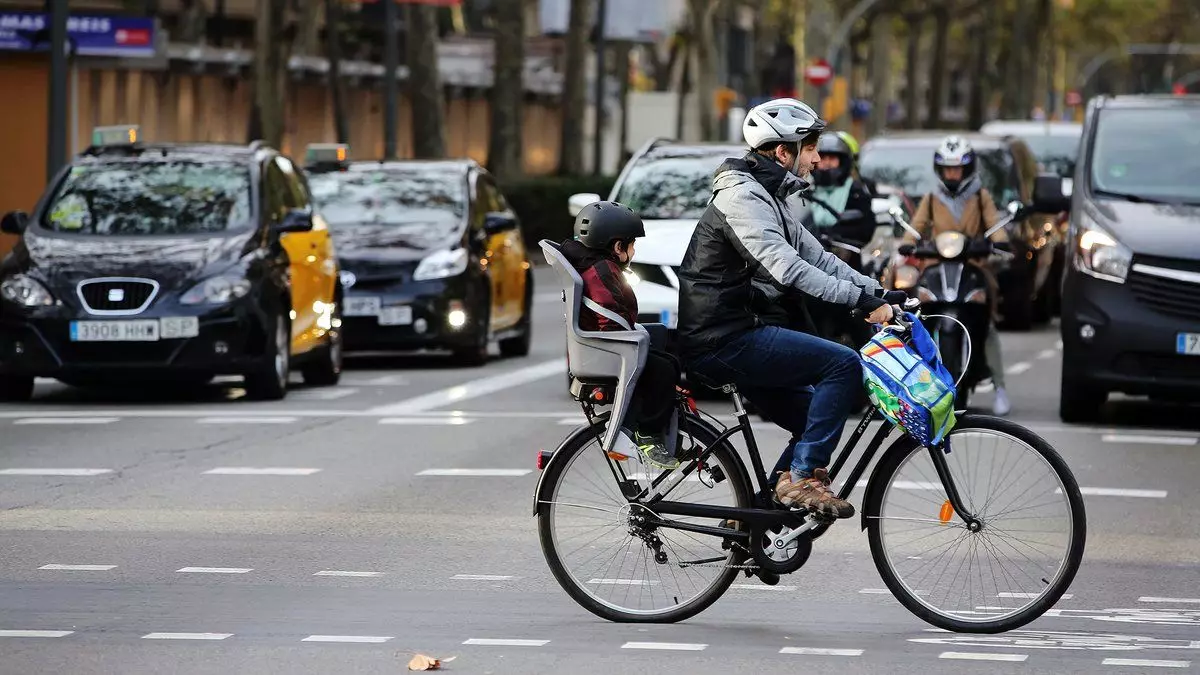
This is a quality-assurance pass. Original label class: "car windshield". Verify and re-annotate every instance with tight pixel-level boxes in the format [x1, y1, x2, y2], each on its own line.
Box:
[42, 160, 253, 235]
[1018, 134, 1080, 178]
[858, 144, 1020, 208]
[613, 154, 732, 220]
[1090, 107, 1200, 204]
[307, 167, 466, 227]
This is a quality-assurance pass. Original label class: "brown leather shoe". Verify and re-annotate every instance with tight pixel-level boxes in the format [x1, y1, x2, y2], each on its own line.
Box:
[774, 468, 855, 519]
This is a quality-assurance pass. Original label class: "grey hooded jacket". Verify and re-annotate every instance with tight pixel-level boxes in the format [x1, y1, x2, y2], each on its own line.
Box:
[675, 152, 885, 360]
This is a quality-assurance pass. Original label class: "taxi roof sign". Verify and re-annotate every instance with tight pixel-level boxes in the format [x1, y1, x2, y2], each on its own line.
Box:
[91, 125, 140, 147]
[306, 143, 350, 165]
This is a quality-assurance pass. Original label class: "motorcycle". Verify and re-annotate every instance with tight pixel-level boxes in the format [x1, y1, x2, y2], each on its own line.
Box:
[890, 204, 1025, 410]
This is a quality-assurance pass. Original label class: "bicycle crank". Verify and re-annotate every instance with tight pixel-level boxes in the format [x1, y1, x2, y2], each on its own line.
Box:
[750, 523, 813, 574]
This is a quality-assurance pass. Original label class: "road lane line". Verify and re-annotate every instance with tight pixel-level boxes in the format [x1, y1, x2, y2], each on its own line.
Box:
[379, 417, 474, 425]
[314, 570, 382, 577]
[1006, 362, 1032, 375]
[0, 468, 112, 476]
[589, 578, 659, 586]
[621, 642, 706, 651]
[416, 469, 530, 477]
[1063, 487, 1168, 498]
[939, 652, 1028, 662]
[1037, 348, 1059, 360]
[203, 468, 322, 475]
[12, 417, 118, 425]
[1102, 658, 1189, 668]
[463, 638, 550, 647]
[302, 635, 393, 643]
[177, 567, 252, 574]
[0, 630, 74, 638]
[999, 592, 1073, 600]
[39, 564, 116, 571]
[859, 588, 890, 594]
[142, 633, 232, 640]
[1139, 596, 1200, 604]
[197, 416, 298, 424]
[731, 584, 798, 592]
[452, 574, 516, 581]
[1102, 434, 1198, 446]
[780, 647, 864, 656]
[289, 388, 359, 400]
[367, 358, 566, 414]
[976, 382, 995, 393]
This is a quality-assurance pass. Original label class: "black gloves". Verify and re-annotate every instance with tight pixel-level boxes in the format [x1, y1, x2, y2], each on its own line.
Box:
[883, 290, 909, 306]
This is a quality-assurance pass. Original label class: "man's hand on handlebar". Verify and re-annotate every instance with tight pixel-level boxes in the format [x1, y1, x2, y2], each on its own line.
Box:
[866, 303, 894, 325]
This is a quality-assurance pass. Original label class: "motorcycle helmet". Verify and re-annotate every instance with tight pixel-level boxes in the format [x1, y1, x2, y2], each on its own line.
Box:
[573, 200, 645, 251]
[933, 135, 977, 195]
[813, 131, 856, 187]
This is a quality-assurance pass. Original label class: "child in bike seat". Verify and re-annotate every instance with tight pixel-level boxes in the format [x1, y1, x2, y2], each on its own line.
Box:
[560, 201, 682, 470]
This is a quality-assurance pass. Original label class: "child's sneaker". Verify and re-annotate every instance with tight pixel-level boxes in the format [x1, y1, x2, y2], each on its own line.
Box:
[634, 431, 680, 470]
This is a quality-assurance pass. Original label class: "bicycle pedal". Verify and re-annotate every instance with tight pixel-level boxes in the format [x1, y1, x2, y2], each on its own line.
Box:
[809, 513, 837, 525]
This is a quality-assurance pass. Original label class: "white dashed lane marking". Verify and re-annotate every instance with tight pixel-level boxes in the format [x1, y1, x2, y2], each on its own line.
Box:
[1102, 658, 1190, 668]
[1005, 362, 1032, 375]
[452, 574, 516, 581]
[416, 469, 530, 477]
[379, 417, 474, 425]
[621, 642, 707, 651]
[0, 630, 73, 638]
[12, 417, 118, 425]
[1037, 348, 1059, 359]
[780, 647, 864, 656]
[1102, 434, 1198, 446]
[203, 467, 322, 476]
[939, 652, 1028, 662]
[39, 564, 116, 571]
[197, 416, 298, 425]
[0, 468, 112, 476]
[731, 584, 798, 592]
[177, 567, 253, 574]
[1139, 596, 1200, 604]
[289, 388, 359, 401]
[463, 638, 550, 647]
[313, 570, 382, 577]
[142, 633, 232, 641]
[302, 635, 392, 643]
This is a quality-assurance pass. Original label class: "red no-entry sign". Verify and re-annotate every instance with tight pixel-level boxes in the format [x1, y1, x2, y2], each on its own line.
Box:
[805, 59, 833, 88]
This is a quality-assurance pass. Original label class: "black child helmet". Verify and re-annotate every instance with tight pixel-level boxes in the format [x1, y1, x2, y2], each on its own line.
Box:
[573, 200, 645, 250]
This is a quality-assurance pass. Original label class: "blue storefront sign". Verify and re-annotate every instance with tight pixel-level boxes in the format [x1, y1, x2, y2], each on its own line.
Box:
[0, 11, 156, 59]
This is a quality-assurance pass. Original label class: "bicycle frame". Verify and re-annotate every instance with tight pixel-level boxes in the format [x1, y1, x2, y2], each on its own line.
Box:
[626, 385, 981, 546]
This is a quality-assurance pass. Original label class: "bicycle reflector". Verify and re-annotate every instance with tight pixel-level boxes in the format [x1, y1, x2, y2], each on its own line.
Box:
[939, 499, 954, 524]
[537, 450, 553, 470]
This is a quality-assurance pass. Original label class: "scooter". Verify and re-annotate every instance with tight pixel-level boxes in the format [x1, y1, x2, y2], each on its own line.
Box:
[891, 205, 1023, 410]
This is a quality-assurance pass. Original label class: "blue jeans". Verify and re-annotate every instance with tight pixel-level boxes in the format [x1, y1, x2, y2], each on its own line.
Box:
[689, 326, 862, 479]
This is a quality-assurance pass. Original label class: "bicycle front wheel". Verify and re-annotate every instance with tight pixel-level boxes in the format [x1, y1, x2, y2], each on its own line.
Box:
[866, 415, 1086, 633]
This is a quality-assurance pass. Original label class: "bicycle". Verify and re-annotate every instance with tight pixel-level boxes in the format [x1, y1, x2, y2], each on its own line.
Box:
[533, 240, 1086, 634]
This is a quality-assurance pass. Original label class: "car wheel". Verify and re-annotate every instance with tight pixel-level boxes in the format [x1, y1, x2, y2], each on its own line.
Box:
[452, 294, 490, 367]
[0, 375, 34, 402]
[499, 271, 533, 358]
[246, 311, 290, 401]
[1059, 361, 1105, 423]
[301, 300, 343, 386]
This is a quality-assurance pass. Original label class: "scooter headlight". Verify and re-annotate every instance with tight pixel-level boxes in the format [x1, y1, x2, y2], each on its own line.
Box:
[935, 231, 967, 259]
[893, 265, 920, 290]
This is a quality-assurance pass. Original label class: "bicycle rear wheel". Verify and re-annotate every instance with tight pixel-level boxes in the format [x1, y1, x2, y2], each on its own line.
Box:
[537, 414, 753, 623]
[865, 415, 1086, 633]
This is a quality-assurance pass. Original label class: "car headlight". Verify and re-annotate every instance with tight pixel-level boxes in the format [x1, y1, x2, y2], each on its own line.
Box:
[413, 248, 468, 281]
[893, 265, 920, 290]
[1075, 215, 1131, 284]
[180, 275, 252, 305]
[0, 274, 54, 306]
[935, 232, 966, 259]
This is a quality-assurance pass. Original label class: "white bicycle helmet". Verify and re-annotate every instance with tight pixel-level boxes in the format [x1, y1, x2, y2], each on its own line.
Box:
[742, 98, 826, 150]
[933, 135, 977, 194]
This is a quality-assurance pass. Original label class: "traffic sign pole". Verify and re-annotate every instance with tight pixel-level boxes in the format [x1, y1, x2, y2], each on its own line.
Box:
[47, 0, 68, 183]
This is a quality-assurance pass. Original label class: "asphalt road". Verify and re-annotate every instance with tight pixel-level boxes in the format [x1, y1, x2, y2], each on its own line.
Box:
[1, 267, 1198, 674]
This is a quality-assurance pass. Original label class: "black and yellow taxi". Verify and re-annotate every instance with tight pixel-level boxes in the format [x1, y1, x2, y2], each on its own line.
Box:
[0, 125, 344, 401]
[302, 144, 532, 366]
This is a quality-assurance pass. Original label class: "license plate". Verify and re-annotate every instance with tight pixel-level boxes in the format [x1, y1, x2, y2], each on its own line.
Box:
[70, 320, 159, 342]
[345, 296, 382, 316]
[378, 306, 413, 326]
[159, 317, 200, 339]
[1177, 333, 1200, 356]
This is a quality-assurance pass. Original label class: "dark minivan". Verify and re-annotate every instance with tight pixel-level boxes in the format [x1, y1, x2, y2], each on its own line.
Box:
[1033, 95, 1200, 422]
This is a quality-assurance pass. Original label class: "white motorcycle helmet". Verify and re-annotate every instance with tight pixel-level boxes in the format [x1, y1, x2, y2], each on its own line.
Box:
[933, 135, 977, 195]
[743, 98, 826, 174]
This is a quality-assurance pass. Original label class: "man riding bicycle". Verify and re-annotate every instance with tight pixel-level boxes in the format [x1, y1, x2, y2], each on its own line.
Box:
[675, 98, 905, 519]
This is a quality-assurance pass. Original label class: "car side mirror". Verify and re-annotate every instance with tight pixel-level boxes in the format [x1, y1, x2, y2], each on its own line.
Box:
[567, 192, 601, 218]
[275, 209, 313, 234]
[483, 211, 518, 236]
[0, 211, 29, 235]
[1032, 173, 1071, 214]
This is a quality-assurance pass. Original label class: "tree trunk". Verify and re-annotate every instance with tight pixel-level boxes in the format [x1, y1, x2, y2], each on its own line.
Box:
[557, 0, 591, 175]
[616, 42, 632, 164]
[324, 0, 349, 144]
[406, 3, 446, 159]
[923, 7, 949, 128]
[967, 7, 992, 129]
[294, 0, 322, 56]
[1001, 0, 1030, 117]
[252, 0, 288, 148]
[487, 0, 525, 181]
[904, 15, 922, 129]
[868, 13, 892, 137]
[689, 0, 718, 141]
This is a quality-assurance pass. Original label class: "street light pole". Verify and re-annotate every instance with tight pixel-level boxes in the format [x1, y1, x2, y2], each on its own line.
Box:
[383, 0, 399, 159]
[592, 0, 607, 176]
[47, 0, 69, 183]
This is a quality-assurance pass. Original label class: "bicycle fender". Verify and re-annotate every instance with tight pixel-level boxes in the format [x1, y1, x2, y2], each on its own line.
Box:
[858, 433, 922, 531]
[532, 417, 609, 516]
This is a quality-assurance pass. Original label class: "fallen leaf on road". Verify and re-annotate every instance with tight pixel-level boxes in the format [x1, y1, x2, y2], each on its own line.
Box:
[408, 653, 457, 671]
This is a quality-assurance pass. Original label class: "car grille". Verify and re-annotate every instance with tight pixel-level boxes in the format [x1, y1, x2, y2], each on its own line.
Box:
[1114, 353, 1200, 381]
[77, 278, 159, 315]
[1127, 260, 1199, 321]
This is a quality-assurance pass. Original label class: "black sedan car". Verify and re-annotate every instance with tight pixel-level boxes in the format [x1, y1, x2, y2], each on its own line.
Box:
[0, 126, 343, 401]
[303, 146, 533, 366]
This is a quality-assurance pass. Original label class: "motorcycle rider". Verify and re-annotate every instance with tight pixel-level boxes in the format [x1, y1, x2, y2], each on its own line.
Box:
[676, 98, 906, 519]
[901, 135, 1012, 416]
[808, 130, 877, 246]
